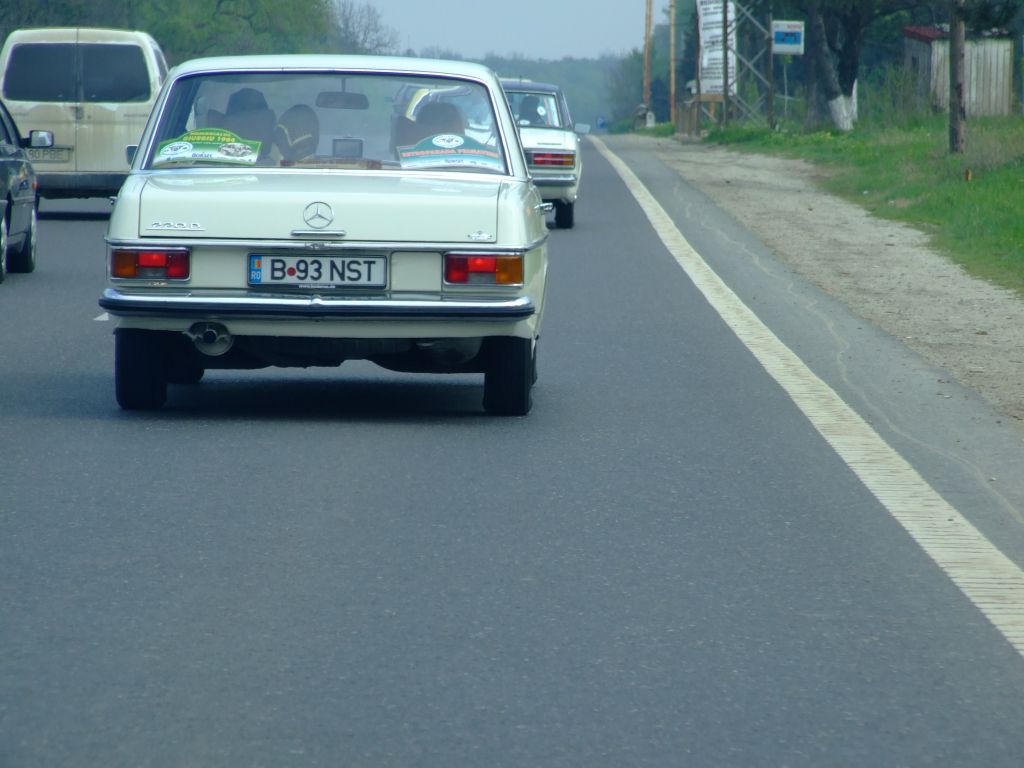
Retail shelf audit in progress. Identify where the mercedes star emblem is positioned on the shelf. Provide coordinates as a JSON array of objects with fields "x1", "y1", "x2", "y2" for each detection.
[{"x1": 303, "y1": 202, "x2": 334, "y2": 229}]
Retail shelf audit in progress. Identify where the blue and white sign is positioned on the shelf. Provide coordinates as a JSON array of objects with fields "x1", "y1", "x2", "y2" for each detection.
[{"x1": 772, "y1": 21, "x2": 805, "y2": 55}]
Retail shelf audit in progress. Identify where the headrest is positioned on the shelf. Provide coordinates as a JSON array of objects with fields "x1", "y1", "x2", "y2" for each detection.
[
  {"x1": 227, "y1": 88, "x2": 269, "y2": 113},
  {"x1": 274, "y1": 104, "x2": 319, "y2": 161},
  {"x1": 416, "y1": 102, "x2": 464, "y2": 136}
]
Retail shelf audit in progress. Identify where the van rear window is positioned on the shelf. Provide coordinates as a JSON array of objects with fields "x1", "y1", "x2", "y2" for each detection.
[
  {"x1": 3, "y1": 43, "x2": 76, "y2": 101},
  {"x1": 82, "y1": 44, "x2": 150, "y2": 102},
  {"x1": 2, "y1": 42, "x2": 150, "y2": 103}
]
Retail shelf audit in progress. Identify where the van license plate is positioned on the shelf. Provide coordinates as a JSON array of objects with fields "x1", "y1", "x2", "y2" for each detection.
[
  {"x1": 28, "y1": 147, "x2": 72, "y2": 162},
  {"x1": 248, "y1": 255, "x2": 387, "y2": 287}
]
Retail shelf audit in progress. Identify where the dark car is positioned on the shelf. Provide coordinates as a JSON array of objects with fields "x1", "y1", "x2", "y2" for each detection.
[{"x1": 0, "y1": 98, "x2": 52, "y2": 281}]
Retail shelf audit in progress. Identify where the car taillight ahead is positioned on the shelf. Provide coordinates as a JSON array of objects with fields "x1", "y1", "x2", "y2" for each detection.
[
  {"x1": 444, "y1": 253, "x2": 523, "y2": 285},
  {"x1": 530, "y1": 152, "x2": 575, "y2": 167},
  {"x1": 111, "y1": 248, "x2": 190, "y2": 280}
]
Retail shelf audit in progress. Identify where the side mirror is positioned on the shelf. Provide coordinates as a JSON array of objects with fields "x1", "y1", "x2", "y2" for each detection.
[
  {"x1": 125, "y1": 144, "x2": 138, "y2": 164},
  {"x1": 27, "y1": 130, "x2": 54, "y2": 149},
  {"x1": 574, "y1": 123, "x2": 590, "y2": 136}
]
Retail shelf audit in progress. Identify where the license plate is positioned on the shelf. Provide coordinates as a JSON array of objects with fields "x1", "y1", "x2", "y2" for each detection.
[
  {"x1": 28, "y1": 147, "x2": 72, "y2": 163},
  {"x1": 248, "y1": 254, "x2": 387, "y2": 288}
]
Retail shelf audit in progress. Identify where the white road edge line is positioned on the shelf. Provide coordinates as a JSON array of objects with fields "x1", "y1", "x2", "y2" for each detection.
[
  {"x1": 592, "y1": 135, "x2": 1024, "y2": 655},
  {"x1": 94, "y1": 313, "x2": 109, "y2": 321}
]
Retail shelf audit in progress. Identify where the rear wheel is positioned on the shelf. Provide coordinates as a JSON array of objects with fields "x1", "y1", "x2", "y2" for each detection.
[
  {"x1": 166, "y1": 365, "x2": 205, "y2": 385},
  {"x1": 164, "y1": 333, "x2": 204, "y2": 384},
  {"x1": 483, "y1": 336, "x2": 534, "y2": 416},
  {"x1": 7, "y1": 202, "x2": 37, "y2": 273},
  {"x1": 115, "y1": 329, "x2": 168, "y2": 410},
  {"x1": 554, "y1": 200, "x2": 575, "y2": 229}
]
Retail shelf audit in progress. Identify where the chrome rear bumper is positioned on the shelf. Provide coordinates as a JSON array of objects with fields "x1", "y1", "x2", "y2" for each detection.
[{"x1": 99, "y1": 288, "x2": 536, "y2": 320}]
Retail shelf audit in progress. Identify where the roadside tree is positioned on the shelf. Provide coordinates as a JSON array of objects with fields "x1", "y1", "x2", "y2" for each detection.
[
  {"x1": 0, "y1": 0, "x2": 397, "y2": 65},
  {"x1": 785, "y1": 0, "x2": 1022, "y2": 132}
]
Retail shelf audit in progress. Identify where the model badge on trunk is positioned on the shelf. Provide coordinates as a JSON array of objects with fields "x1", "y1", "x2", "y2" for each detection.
[{"x1": 148, "y1": 222, "x2": 204, "y2": 230}]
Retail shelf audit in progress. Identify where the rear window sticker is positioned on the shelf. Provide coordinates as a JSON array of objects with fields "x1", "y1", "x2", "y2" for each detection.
[{"x1": 154, "y1": 129, "x2": 261, "y2": 166}]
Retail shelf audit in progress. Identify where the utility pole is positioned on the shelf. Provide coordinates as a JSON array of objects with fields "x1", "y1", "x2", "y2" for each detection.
[
  {"x1": 766, "y1": 3, "x2": 775, "y2": 129},
  {"x1": 670, "y1": 0, "x2": 677, "y2": 127},
  {"x1": 643, "y1": 0, "x2": 653, "y2": 111},
  {"x1": 949, "y1": 0, "x2": 966, "y2": 153},
  {"x1": 721, "y1": 0, "x2": 730, "y2": 127}
]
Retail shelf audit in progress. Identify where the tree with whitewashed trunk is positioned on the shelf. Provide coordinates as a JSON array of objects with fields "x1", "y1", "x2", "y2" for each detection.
[
  {"x1": 791, "y1": 0, "x2": 1022, "y2": 132},
  {"x1": 799, "y1": 0, "x2": 922, "y2": 132}
]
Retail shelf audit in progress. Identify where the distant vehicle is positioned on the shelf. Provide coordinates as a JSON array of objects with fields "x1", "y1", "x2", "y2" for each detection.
[
  {"x1": 501, "y1": 79, "x2": 588, "y2": 229},
  {"x1": 0, "y1": 98, "x2": 52, "y2": 281},
  {"x1": 98, "y1": 54, "x2": 550, "y2": 415},
  {"x1": 0, "y1": 27, "x2": 167, "y2": 199}
]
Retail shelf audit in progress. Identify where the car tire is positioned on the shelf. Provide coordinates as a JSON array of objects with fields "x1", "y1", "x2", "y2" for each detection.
[
  {"x1": 7, "y1": 202, "x2": 37, "y2": 273},
  {"x1": 0, "y1": 213, "x2": 8, "y2": 284},
  {"x1": 164, "y1": 333, "x2": 205, "y2": 385},
  {"x1": 554, "y1": 200, "x2": 575, "y2": 229},
  {"x1": 166, "y1": 365, "x2": 204, "y2": 385},
  {"x1": 483, "y1": 336, "x2": 533, "y2": 416},
  {"x1": 115, "y1": 329, "x2": 168, "y2": 410}
]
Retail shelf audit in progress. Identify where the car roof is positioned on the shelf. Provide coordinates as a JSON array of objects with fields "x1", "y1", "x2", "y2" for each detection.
[
  {"x1": 169, "y1": 54, "x2": 499, "y2": 83},
  {"x1": 499, "y1": 79, "x2": 561, "y2": 94},
  {"x1": 2, "y1": 28, "x2": 158, "y2": 45}
]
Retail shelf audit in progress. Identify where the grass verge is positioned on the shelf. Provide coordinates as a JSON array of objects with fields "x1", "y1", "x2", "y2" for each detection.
[{"x1": 700, "y1": 116, "x2": 1024, "y2": 295}]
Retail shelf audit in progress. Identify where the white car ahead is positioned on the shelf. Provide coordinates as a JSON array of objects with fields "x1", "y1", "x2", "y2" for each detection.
[
  {"x1": 501, "y1": 79, "x2": 588, "y2": 229},
  {"x1": 100, "y1": 55, "x2": 550, "y2": 415}
]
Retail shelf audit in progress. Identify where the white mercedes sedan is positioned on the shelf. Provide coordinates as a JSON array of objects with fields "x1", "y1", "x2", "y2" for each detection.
[
  {"x1": 99, "y1": 55, "x2": 550, "y2": 415},
  {"x1": 501, "y1": 79, "x2": 588, "y2": 229}
]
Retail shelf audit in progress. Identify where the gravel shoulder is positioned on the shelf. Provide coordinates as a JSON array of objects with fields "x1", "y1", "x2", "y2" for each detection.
[{"x1": 644, "y1": 136, "x2": 1024, "y2": 424}]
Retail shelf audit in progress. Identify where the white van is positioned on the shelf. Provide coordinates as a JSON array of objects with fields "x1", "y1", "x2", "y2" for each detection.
[{"x1": 0, "y1": 28, "x2": 167, "y2": 198}]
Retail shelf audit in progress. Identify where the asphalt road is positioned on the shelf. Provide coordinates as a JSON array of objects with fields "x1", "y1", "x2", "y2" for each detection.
[{"x1": 4, "y1": 137, "x2": 1024, "y2": 766}]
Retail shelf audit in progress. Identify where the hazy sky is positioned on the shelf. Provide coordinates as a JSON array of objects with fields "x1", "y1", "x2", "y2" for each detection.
[{"x1": 370, "y1": 0, "x2": 670, "y2": 60}]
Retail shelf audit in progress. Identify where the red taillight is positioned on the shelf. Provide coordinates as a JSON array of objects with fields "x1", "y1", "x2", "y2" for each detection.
[
  {"x1": 111, "y1": 248, "x2": 190, "y2": 279},
  {"x1": 165, "y1": 253, "x2": 190, "y2": 279},
  {"x1": 445, "y1": 255, "x2": 469, "y2": 283},
  {"x1": 136, "y1": 251, "x2": 167, "y2": 267},
  {"x1": 444, "y1": 253, "x2": 523, "y2": 285},
  {"x1": 531, "y1": 152, "x2": 575, "y2": 167},
  {"x1": 468, "y1": 256, "x2": 497, "y2": 273}
]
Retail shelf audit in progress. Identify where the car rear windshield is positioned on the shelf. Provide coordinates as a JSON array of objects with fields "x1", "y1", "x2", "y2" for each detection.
[
  {"x1": 505, "y1": 90, "x2": 566, "y2": 129},
  {"x1": 3, "y1": 42, "x2": 150, "y2": 103},
  {"x1": 3, "y1": 43, "x2": 76, "y2": 101},
  {"x1": 145, "y1": 71, "x2": 508, "y2": 174},
  {"x1": 82, "y1": 44, "x2": 151, "y2": 102}
]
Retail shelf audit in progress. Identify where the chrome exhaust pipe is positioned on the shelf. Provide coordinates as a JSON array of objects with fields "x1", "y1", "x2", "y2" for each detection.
[{"x1": 187, "y1": 322, "x2": 233, "y2": 356}]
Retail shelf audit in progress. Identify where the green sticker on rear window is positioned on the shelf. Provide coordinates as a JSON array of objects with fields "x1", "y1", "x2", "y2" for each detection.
[
  {"x1": 154, "y1": 129, "x2": 261, "y2": 166},
  {"x1": 398, "y1": 134, "x2": 502, "y2": 172}
]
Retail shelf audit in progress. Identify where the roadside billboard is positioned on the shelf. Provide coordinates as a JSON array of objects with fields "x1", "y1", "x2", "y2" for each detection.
[{"x1": 697, "y1": 0, "x2": 737, "y2": 95}]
